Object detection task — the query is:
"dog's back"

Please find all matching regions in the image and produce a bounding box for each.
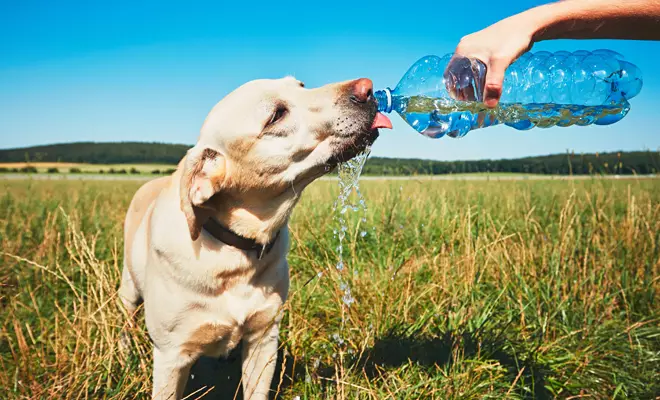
[120,176,171,313]
[124,176,171,261]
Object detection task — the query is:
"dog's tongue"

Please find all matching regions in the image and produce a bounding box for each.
[371,112,392,130]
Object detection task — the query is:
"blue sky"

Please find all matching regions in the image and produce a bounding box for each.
[1,0,658,161]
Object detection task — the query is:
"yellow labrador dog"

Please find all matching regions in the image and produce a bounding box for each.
[120,77,392,399]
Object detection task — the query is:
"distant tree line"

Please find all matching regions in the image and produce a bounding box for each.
[363,151,660,175]
[0,166,177,175]
[0,142,658,176]
[0,142,190,164]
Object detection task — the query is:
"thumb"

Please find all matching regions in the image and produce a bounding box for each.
[483,57,510,108]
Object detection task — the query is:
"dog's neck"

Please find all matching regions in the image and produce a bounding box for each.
[208,188,301,245]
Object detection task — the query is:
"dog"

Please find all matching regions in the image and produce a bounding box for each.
[119,76,392,399]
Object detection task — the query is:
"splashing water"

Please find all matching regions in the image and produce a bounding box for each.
[327,149,371,386]
[332,145,371,310]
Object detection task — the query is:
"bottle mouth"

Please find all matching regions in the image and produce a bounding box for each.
[374,88,392,113]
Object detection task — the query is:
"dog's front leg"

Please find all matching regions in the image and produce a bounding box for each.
[152,347,192,400]
[241,323,279,400]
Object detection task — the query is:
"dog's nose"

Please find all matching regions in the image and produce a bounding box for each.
[350,78,373,104]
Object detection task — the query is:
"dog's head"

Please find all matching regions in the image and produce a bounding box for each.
[180,77,391,240]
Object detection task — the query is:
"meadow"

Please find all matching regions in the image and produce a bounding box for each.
[1,176,659,399]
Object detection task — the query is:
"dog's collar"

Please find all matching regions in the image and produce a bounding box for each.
[202,218,280,260]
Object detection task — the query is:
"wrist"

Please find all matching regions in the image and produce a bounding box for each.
[498,5,552,48]
[525,1,574,43]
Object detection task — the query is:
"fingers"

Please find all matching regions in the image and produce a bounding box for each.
[483,56,510,108]
[444,55,480,102]
[443,57,460,100]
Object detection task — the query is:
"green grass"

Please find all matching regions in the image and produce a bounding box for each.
[1,177,659,399]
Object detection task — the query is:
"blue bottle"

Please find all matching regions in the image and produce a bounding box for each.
[374,50,643,139]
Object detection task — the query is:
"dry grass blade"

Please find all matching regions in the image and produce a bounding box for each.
[0,178,658,399]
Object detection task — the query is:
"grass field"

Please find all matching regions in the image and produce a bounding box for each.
[1,177,659,399]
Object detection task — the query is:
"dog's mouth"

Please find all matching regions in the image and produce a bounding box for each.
[327,129,379,166]
[371,112,393,130]
[327,111,391,166]
[291,111,392,190]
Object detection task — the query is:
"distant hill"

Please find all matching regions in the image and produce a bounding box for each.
[0,142,191,165]
[1,142,659,175]
[363,151,660,176]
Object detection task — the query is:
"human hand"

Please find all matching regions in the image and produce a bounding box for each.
[447,16,537,108]
[446,0,660,108]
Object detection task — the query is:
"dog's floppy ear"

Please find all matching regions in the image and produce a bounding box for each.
[180,146,227,240]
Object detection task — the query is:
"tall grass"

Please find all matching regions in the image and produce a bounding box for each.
[1,178,658,399]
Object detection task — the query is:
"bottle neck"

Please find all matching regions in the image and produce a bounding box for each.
[374,88,392,113]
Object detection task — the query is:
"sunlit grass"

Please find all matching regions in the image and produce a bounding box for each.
[1,177,659,399]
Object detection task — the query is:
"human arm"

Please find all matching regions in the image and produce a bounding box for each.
[450,0,660,107]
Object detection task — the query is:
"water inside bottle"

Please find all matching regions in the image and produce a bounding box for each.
[398,95,629,138]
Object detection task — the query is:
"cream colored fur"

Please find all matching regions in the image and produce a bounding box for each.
[120,76,380,399]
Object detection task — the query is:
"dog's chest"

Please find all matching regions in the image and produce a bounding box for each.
[182,319,242,359]
[180,284,283,359]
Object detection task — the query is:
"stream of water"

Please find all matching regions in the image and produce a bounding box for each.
[332,146,370,316]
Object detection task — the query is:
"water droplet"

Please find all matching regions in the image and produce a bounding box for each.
[360,231,367,237]
[342,290,355,307]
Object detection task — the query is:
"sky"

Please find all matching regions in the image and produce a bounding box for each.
[1,0,659,161]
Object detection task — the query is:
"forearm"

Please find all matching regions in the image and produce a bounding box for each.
[515,0,660,42]
[451,0,660,106]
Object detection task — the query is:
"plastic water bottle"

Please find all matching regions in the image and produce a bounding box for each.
[374,50,643,139]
